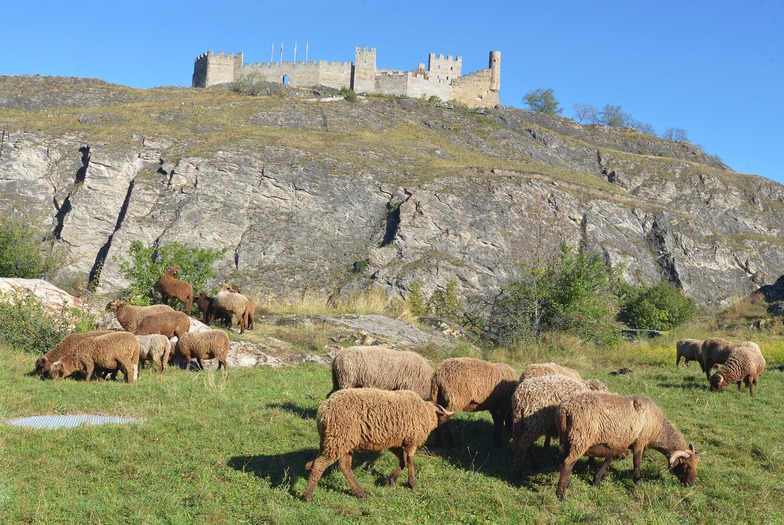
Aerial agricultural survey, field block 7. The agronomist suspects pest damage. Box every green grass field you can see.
[1,339,783,524]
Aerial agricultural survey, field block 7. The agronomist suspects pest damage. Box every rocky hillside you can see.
[1,75,783,309]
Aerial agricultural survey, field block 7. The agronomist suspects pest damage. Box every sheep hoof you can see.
[355,491,367,499]
[556,491,565,501]
[386,477,396,486]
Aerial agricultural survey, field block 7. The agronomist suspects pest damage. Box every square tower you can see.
[352,47,376,93]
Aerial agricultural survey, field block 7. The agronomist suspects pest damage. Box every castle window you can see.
[283,75,289,85]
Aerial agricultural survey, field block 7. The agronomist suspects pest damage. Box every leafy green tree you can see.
[490,243,620,345]
[0,206,68,279]
[598,104,627,127]
[408,279,464,325]
[522,88,562,115]
[621,282,697,331]
[116,241,226,307]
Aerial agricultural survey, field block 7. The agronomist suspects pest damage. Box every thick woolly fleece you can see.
[330,346,433,399]
[519,362,581,381]
[710,341,765,395]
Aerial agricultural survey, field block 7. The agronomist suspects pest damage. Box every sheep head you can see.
[668,444,699,486]
[433,403,454,426]
[709,373,725,391]
[105,299,125,311]
[48,361,67,380]
[166,265,180,276]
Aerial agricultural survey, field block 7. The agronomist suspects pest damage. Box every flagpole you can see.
[305,41,309,62]
[270,43,274,63]
[294,41,297,64]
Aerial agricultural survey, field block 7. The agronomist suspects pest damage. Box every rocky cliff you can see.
[1,76,782,309]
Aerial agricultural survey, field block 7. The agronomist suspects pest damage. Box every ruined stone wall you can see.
[451,69,499,108]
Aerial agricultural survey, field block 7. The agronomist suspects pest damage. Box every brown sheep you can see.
[555,391,699,500]
[35,330,112,379]
[230,285,256,330]
[158,265,193,313]
[329,346,433,400]
[676,339,703,367]
[105,299,174,332]
[700,338,736,381]
[511,375,608,477]
[48,332,141,383]
[520,362,582,381]
[172,330,229,370]
[196,292,232,328]
[303,388,453,501]
[709,341,766,396]
[213,283,248,333]
[430,357,518,448]
[133,310,190,339]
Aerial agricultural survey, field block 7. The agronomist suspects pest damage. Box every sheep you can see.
[328,346,433,400]
[302,388,453,501]
[430,357,518,448]
[510,375,608,477]
[105,299,174,332]
[48,332,141,384]
[230,285,256,330]
[676,338,703,367]
[132,310,190,340]
[35,330,112,379]
[520,362,582,381]
[700,337,736,381]
[554,391,699,500]
[135,334,172,374]
[213,283,249,333]
[195,292,231,327]
[709,341,766,396]
[172,329,229,370]
[158,265,193,313]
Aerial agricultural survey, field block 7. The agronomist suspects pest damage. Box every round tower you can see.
[489,50,501,92]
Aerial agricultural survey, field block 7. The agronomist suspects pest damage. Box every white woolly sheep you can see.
[135,334,172,374]
[172,329,229,370]
[709,341,766,396]
[302,388,453,501]
[133,310,190,340]
[35,330,112,379]
[554,391,699,500]
[430,357,518,448]
[700,338,736,381]
[105,299,174,332]
[158,265,193,313]
[329,346,433,400]
[213,283,249,333]
[676,339,703,367]
[48,332,141,384]
[520,362,582,381]
[511,374,608,477]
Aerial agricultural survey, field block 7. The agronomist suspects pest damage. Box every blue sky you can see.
[3,0,782,184]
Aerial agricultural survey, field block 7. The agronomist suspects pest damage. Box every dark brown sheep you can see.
[700,338,736,381]
[48,332,141,383]
[676,339,703,367]
[35,330,112,379]
[195,292,231,327]
[158,265,193,313]
[133,311,190,339]
[172,330,229,370]
[105,299,174,332]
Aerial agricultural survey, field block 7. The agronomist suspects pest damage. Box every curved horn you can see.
[668,450,692,468]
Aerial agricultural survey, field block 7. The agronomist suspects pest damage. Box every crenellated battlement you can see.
[191,45,500,108]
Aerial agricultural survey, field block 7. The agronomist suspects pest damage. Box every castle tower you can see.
[192,51,244,88]
[489,50,501,92]
[427,53,462,82]
[351,47,376,93]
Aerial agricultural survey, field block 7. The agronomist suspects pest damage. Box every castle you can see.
[192,47,501,109]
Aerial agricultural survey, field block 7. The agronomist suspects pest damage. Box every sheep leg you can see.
[442,423,454,448]
[632,450,643,484]
[84,362,95,382]
[676,354,681,367]
[746,377,755,396]
[491,408,505,448]
[337,453,366,499]
[592,457,614,485]
[404,447,417,489]
[303,455,335,501]
[512,427,539,478]
[387,447,405,485]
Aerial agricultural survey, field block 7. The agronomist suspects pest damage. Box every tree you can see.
[663,127,689,142]
[573,103,599,124]
[116,241,226,307]
[522,88,562,115]
[0,206,68,280]
[598,104,627,128]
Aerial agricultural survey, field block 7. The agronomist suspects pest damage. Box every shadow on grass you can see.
[655,374,709,390]
[267,401,317,420]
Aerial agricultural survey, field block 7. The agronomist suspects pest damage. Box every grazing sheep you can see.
[520,362,582,381]
[700,338,736,381]
[554,391,699,500]
[230,285,256,330]
[48,332,141,384]
[213,283,249,333]
[172,329,229,370]
[676,339,703,367]
[158,265,193,314]
[105,299,174,332]
[709,341,766,396]
[329,346,433,400]
[303,388,453,501]
[430,357,518,448]
[135,334,172,374]
[35,330,112,379]
[511,375,608,477]
[133,310,190,340]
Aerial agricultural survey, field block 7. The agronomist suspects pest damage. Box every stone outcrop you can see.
[2,76,783,312]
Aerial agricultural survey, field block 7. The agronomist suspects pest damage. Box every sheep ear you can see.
[668,450,692,468]
[689,444,705,457]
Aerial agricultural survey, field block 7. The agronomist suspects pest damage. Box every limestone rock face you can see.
[2,77,783,311]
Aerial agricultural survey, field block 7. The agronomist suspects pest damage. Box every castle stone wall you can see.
[192,51,243,88]
[427,53,462,82]
[451,69,499,108]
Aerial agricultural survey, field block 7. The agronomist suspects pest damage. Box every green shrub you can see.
[230,71,269,96]
[0,206,69,280]
[621,282,697,331]
[339,87,358,102]
[408,279,464,325]
[0,291,96,354]
[116,241,226,307]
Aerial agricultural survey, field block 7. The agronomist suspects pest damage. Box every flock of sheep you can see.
[28,265,769,502]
